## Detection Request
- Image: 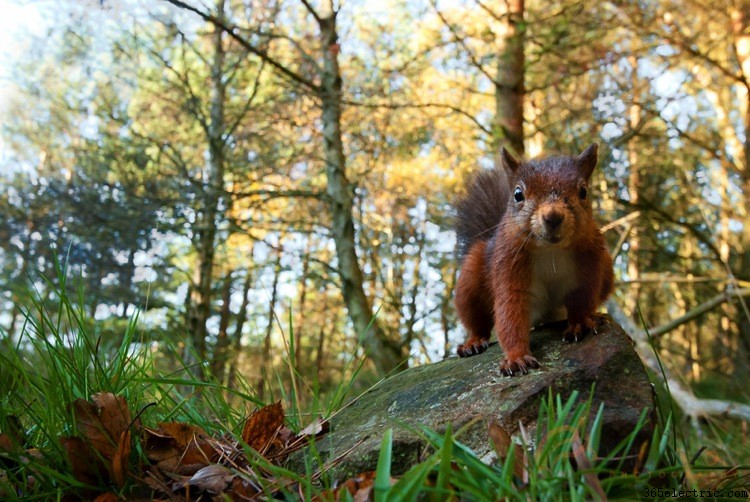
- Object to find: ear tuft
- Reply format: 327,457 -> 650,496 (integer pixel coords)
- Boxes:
577,143 -> 598,179
500,147 -> 520,175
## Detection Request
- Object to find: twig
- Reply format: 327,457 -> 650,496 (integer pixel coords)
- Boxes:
608,300 -> 750,421
647,288 -> 750,339
163,0 -> 319,91
600,211 -> 641,233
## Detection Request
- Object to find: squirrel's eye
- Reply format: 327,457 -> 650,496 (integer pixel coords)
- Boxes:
578,185 -> 588,200
514,187 -> 524,203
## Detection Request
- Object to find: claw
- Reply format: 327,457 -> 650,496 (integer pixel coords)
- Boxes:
500,355 -> 540,377
457,339 -> 490,358
564,316 -> 598,342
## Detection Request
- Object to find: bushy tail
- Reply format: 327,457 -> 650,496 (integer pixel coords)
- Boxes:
455,167 -> 510,261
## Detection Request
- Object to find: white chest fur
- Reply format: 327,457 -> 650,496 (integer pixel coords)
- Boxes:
528,248 -> 578,325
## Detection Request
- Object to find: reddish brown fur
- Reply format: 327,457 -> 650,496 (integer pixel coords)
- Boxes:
454,145 -> 614,376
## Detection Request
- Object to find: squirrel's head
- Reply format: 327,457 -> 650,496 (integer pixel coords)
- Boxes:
501,144 -> 599,248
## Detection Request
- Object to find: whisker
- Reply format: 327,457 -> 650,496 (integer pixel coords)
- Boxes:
471,221 -> 503,240
513,231 -> 533,263
469,207 -> 535,241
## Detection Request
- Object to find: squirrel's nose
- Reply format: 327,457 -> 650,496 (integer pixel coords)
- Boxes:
543,211 -> 564,229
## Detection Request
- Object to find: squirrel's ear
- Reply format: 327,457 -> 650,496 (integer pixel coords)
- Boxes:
500,147 -> 520,175
576,143 -> 598,179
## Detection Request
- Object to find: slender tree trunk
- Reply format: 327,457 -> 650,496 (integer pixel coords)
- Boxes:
187,0 -> 227,374
227,265 -> 253,389
403,224 -> 426,349
233,264 -> 253,351
318,12 -> 405,374
442,265 -> 457,360
625,57 -> 642,316
494,0 -> 525,158
733,5 -> 750,349
212,271 -> 233,380
315,324 -> 328,383
258,247 -> 282,401
295,238 -> 311,370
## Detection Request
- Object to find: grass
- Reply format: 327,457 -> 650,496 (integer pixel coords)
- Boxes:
1,265 -> 749,499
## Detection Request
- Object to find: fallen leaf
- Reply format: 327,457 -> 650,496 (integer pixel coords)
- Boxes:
296,418 -> 330,440
187,464 -> 234,494
229,476 -> 260,499
488,420 -> 527,482
144,423 -> 215,473
0,416 -> 26,448
571,430 -> 606,500
93,492 -> 120,502
70,398 -> 116,459
113,429 -> 132,488
339,471 -> 378,502
92,393 -> 131,443
60,436 -> 109,486
241,401 -> 285,453
488,421 -> 512,457
158,422 -> 210,451
0,434 -> 15,453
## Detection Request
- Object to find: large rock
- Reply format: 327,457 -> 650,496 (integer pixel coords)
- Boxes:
292,316 -> 653,480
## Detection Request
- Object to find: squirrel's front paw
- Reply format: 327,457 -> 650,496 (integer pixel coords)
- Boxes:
500,355 -> 540,376
563,316 -> 598,342
457,340 -> 490,358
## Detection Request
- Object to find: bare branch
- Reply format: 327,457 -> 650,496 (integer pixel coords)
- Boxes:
299,0 -> 323,25
343,99 -> 491,137
647,287 -> 750,338
608,300 -> 750,421
163,0 -> 319,91
429,0 -> 496,83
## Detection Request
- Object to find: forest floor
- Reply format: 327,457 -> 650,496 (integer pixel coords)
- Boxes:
1,284 -> 749,500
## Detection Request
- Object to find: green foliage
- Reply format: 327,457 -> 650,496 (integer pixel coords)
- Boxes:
1,270 -> 747,499
367,390 -> 710,501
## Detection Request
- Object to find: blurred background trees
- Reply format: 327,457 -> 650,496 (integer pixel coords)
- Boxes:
1,0 -> 749,405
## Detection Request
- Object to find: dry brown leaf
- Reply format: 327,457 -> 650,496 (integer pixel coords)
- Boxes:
339,471 -> 378,502
93,492 -> 120,502
92,393 -> 131,443
229,476 -> 260,499
113,429 -> 132,488
488,421 -> 512,457
296,418 -> 330,440
0,434 -> 15,453
157,422 -> 210,450
571,430 -> 606,501
70,398 -> 117,459
312,471 -> 385,502
488,420 -> 527,482
144,423 -> 215,474
241,401 -> 285,453
60,436 -> 109,486
63,393 -> 135,488
187,464 -> 234,494
0,416 -> 26,451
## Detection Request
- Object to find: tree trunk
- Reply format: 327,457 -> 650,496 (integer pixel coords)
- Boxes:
494,0 -> 525,157
625,56 -> 642,316
258,248 -> 282,401
733,4 -> 750,350
318,12 -> 405,374
187,0 -> 227,373
227,264 -> 253,390
295,238 -> 311,370
233,263 -> 253,351
441,266 -> 457,360
212,271 -> 233,380
315,324 -> 328,384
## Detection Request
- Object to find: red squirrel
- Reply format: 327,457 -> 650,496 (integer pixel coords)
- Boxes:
454,144 -> 614,376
